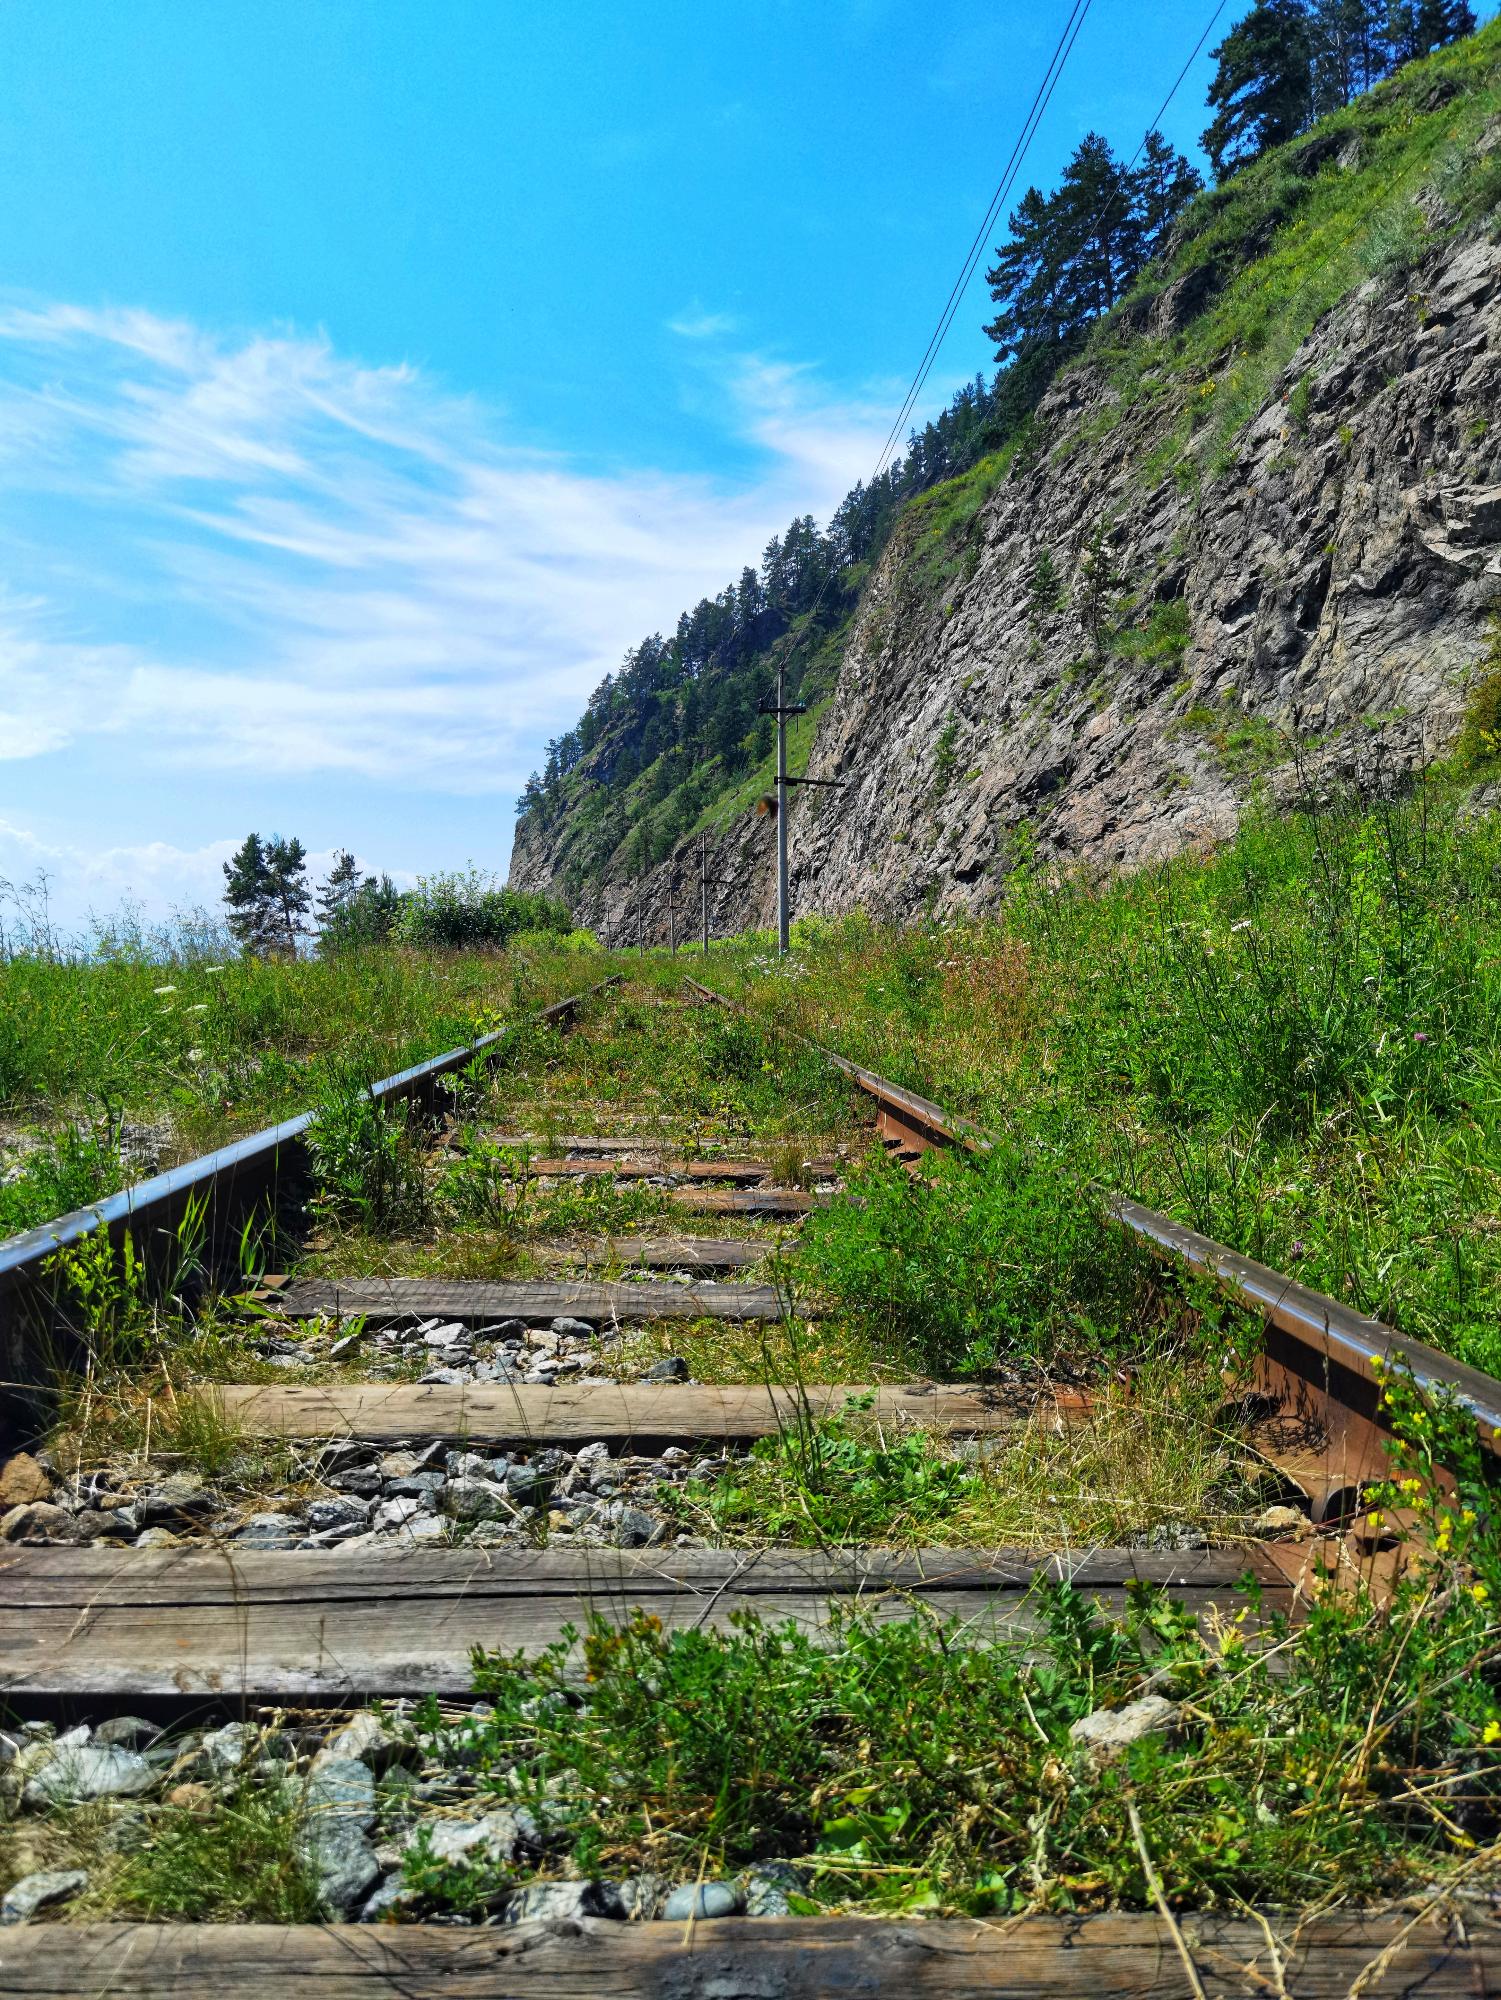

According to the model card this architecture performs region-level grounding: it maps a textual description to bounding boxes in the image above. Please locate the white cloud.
[0,301,897,797]
[0,817,407,942]
[667,307,740,340]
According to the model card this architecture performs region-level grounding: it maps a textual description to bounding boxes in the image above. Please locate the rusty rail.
[684,975,1501,1518]
[0,974,619,1432]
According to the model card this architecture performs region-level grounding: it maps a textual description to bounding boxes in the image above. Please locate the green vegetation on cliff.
[514,19,1501,910]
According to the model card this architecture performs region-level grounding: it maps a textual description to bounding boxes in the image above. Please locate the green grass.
[709,774,1501,1377]
[396,1391,1501,1917]
[663,1361,1257,1549]
[1,1779,319,1924]
[0,940,611,1239]
[1101,25,1501,481]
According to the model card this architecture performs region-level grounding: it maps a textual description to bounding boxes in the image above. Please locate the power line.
[772,0,1096,666]
[1061,0,1231,282]
[870,0,1095,485]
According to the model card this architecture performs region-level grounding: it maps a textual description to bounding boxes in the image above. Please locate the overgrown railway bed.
[1,976,1498,1993]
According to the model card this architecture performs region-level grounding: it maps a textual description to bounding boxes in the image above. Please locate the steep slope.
[510,30,1501,941]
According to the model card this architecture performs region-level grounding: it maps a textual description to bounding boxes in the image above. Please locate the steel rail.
[683,975,1501,1512]
[0,975,619,1427]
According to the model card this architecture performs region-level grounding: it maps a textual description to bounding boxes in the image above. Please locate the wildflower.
[1367,1509,1384,1531]
[1471,1583,1489,1605]
[1413,1031,1431,1043]
[186,1003,208,1014]
[1462,1508,1477,1526]
[1399,1477,1422,1499]
[153,984,177,996]
[1288,1239,1305,1258]
[203,965,224,974]
[1231,918,1252,933]
[1484,1719,1501,1744]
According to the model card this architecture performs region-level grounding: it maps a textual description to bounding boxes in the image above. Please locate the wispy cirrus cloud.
[0,300,895,797]
[666,306,741,340]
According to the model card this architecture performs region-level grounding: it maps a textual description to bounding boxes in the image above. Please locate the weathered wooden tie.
[673,1185,819,1215]
[0,1546,1293,1705]
[206,1380,1023,1445]
[521,1156,773,1183]
[267,1276,802,1324]
[557,1233,773,1270]
[6,1913,1496,1997]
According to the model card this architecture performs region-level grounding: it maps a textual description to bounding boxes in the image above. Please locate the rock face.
[511,227,1501,938]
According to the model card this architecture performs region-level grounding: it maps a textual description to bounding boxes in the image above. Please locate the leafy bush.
[394,871,571,951]
[1455,617,1501,770]
[0,1128,120,1241]
[800,1133,1157,1375]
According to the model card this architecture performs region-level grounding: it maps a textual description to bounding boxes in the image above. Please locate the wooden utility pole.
[759,660,807,957]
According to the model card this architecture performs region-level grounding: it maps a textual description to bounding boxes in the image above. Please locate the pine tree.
[222,833,275,955]
[319,873,403,951]
[1052,133,1138,325]
[1130,131,1204,261]
[983,185,1070,364]
[262,836,311,956]
[1383,0,1474,63]
[1202,0,1315,180]
[1311,0,1386,110]
[985,132,1199,370]
[316,850,364,931]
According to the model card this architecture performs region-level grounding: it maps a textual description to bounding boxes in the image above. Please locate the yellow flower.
[1483,1719,1501,1745]
[1367,1510,1384,1531]
[1471,1583,1489,1605]
[1462,1508,1477,1526]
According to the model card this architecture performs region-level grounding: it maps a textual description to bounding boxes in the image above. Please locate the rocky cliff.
[510,44,1501,944]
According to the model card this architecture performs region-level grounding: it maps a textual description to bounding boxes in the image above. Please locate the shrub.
[395,870,571,951]
[1454,617,1501,770]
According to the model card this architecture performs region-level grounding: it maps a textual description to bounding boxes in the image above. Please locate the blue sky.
[0,0,1228,932]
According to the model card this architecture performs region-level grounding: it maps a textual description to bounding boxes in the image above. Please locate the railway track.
[1,974,1497,1993]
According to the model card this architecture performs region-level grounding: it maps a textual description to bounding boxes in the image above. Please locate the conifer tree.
[263,836,311,955]
[1202,0,1315,180]
[1130,131,1204,260]
[316,850,364,930]
[1383,0,1475,62]
[222,833,275,955]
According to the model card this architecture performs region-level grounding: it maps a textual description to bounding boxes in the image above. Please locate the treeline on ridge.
[516,0,1477,896]
[222,835,572,957]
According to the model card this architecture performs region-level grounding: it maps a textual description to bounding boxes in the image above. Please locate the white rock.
[446,1476,516,1522]
[408,1513,448,1543]
[1,1869,89,1924]
[200,1721,251,1774]
[1068,1695,1179,1763]
[373,1496,422,1533]
[405,1809,525,1866]
[314,1712,390,1771]
[23,1741,157,1804]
